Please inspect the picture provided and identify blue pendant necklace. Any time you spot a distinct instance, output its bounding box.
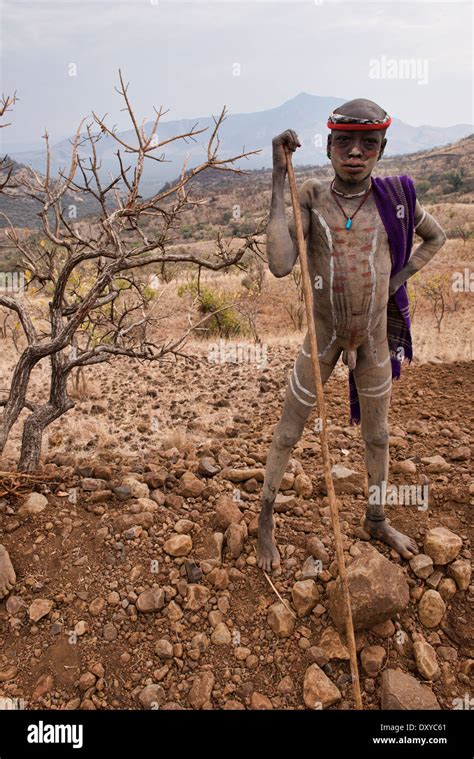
[331,181,372,230]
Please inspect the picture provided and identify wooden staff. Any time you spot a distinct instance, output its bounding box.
[285,147,363,710]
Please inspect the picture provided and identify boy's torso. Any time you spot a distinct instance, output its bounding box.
[302,178,393,351]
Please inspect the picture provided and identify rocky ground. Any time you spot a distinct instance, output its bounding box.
[0,343,472,710]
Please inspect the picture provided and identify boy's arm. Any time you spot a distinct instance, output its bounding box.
[266,130,311,277]
[389,200,446,295]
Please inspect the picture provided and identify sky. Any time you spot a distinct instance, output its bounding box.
[1,0,472,151]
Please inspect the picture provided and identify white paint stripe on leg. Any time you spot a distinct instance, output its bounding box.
[358,375,392,394]
[289,373,316,407]
[292,366,316,397]
[358,386,392,398]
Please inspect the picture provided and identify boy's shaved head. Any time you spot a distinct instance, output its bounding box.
[334,98,388,121]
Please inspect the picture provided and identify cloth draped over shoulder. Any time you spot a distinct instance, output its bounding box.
[348,174,417,424]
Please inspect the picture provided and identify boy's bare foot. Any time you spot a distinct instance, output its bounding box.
[364,517,419,560]
[0,545,16,599]
[257,515,281,572]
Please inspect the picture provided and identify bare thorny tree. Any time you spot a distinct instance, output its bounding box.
[0,73,265,472]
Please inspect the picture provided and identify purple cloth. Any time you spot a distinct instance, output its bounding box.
[349,175,417,424]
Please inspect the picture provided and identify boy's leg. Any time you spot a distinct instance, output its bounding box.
[258,328,341,571]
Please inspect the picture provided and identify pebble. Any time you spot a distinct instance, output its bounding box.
[303,664,341,709]
[267,602,295,638]
[28,599,54,623]
[381,668,440,709]
[291,580,319,617]
[136,588,165,613]
[413,640,440,680]
[424,527,462,565]
[448,559,471,590]
[418,590,446,628]
[187,671,215,709]
[360,646,386,676]
[163,534,192,557]
[409,554,434,579]
[139,684,165,710]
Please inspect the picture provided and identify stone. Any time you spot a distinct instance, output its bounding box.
[301,556,321,580]
[74,620,88,636]
[418,590,446,628]
[174,519,194,534]
[360,646,386,676]
[102,623,118,641]
[319,627,349,660]
[267,602,295,638]
[438,578,457,601]
[78,672,96,691]
[185,584,210,611]
[32,673,55,700]
[188,671,215,709]
[139,684,165,709]
[5,596,25,616]
[370,619,395,638]
[211,622,232,645]
[250,692,273,709]
[225,522,246,559]
[179,471,205,497]
[413,641,440,680]
[0,666,17,682]
[29,599,54,622]
[89,597,106,616]
[392,459,417,475]
[421,455,451,473]
[122,476,149,498]
[449,446,470,461]
[303,664,342,709]
[409,554,434,579]
[155,639,173,659]
[425,570,443,590]
[307,536,330,564]
[215,495,243,529]
[381,668,440,710]
[423,527,462,565]
[18,492,48,515]
[291,580,319,617]
[136,588,165,613]
[198,457,219,476]
[274,493,296,513]
[294,473,312,497]
[329,546,409,631]
[163,533,192,557]
[448,560,471,591]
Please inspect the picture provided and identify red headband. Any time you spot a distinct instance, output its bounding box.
[327,113,392,131]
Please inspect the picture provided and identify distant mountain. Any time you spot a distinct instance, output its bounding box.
[7,93,472,198]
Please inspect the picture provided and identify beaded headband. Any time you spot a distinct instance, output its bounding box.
[327,111,392,131]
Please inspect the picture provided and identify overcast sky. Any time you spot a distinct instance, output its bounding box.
[1,0,472,150]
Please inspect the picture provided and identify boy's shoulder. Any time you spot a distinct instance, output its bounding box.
[298,177,330,204]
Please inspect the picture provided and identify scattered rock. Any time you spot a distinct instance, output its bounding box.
[185,584,210,611]
[179,471,205,498]
[329,546,409,630]
[291,580,319,616]
[294,473,312,497]
[215,495,243,529]
[409,554,434,579]
[267,602,295,638]
[18,492,48,516]
[361,645,386,676]
[225,522,247,559]
[136,588,165,613]
[423,527,462,565]
[448,559,471,590]
[319,627,349,661]
[421,455,451,473]
[307,536,330,565]
[413,641,440,680]
[392,459,417,475]
[380,668,440,710]
[303,664,342,709]
[187,671,215,709]
[250,692,273,709]
[418,590,446,628]
[139,684,165,710]
[211,622,232,645]
[28,599,54,623]
[163,534,192,557]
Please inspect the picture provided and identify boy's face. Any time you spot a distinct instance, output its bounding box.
[328,130,386,184]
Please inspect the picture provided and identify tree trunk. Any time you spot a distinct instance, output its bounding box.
[18,353,74,472]
[0,347,38,454]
